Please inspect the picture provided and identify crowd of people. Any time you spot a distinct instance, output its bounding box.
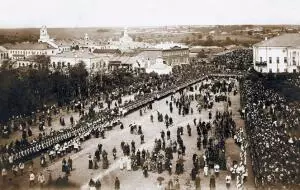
[213,49,252,71]
[0,48,255,189]
[241,78,300,187]
[85,77,243,190]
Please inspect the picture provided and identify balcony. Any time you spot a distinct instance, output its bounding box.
[255,61,267,66]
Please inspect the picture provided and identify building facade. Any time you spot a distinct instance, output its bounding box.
[4,43,58,60]
[253,34,300,73]
[0,46,8,60]
[50,51,108,74]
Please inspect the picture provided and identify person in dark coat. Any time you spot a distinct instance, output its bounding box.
[95,179,101,190]
[191,167,197,181]
[209,175,216,189]
[68,157,73,171]
[88,155,93,169]
[195,174,201,190]
[115,177,120,190]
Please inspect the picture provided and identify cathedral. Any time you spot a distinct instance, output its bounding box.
[107,27,152,52]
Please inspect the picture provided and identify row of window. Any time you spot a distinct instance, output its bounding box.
[0,53,8,59]
[91,62,106,68]
[52,62,71,68]
[259,57,297,64]
[51,62,106,69]
[265,68,298,73]
[17,62,46,68]
[10,50,56,56]
[163,51,189,56]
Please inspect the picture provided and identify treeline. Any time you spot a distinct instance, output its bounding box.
[0,62,145,122]
[0,62,88,122]
[0,34,39,44]
[182,35,260,47]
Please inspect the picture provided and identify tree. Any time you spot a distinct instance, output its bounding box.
[196,50,207,58]
[197,33,203,40]
[69,61,88,99]
[223,37,233,46]
[136,37,143,42]
[0,60,12,70]
[204,35,214,46]
[34,55,50,69]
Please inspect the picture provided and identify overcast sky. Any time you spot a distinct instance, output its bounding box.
[0,0,299,28]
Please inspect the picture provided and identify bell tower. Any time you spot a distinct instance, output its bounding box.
[39,25,50,42]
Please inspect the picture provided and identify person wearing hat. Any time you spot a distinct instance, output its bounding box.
[114,177,120,190]
[38,172,45,187]
[19,162,25,175]
[2,167,7,183]
[225,173,231,189]
[195,174,201,190]
[209,175,216,189]
[88,155,93,169]
[29,171,35,187]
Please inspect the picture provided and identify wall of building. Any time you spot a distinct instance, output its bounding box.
[8,49,58,60]
[162,49,189,66]
[0,52,9,59]
[50,56,105,73]
[253,46,300,73]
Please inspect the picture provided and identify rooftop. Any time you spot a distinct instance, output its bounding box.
[93,49,121,54]
[254,33,300,47]
[52,50,100,59]
[137,50,162,61]
[109,56,135,64]
[154,42,189,50]
[0,46,7,53]
[3,42,56,50]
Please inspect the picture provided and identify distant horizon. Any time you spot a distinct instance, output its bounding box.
[0,0,299,29]
[0,24,299,30]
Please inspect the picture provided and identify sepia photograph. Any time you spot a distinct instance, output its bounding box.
[0,0,299,189]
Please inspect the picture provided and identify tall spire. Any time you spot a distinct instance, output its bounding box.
[124,27,128,37]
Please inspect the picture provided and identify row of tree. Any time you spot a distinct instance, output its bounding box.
[0,62,88,122]
[182,35,257,47]
[0,60,153,122]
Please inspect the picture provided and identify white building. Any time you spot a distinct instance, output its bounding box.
[103,27,152,52]
[132,51,172,75]
[253,33,300,73]
[50,50,108,74]
[38,25,59,49]
[144,57,172,75]
[0,46,8,60]
[4,42,58,60]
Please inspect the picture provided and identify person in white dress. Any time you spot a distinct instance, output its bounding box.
[126,157,132,171]
[204,165,208,176]
[225,174,231,189]
[29,172,35,187]
[214,164,220,177]
[119,158,124,170]
[38,172,45,187]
